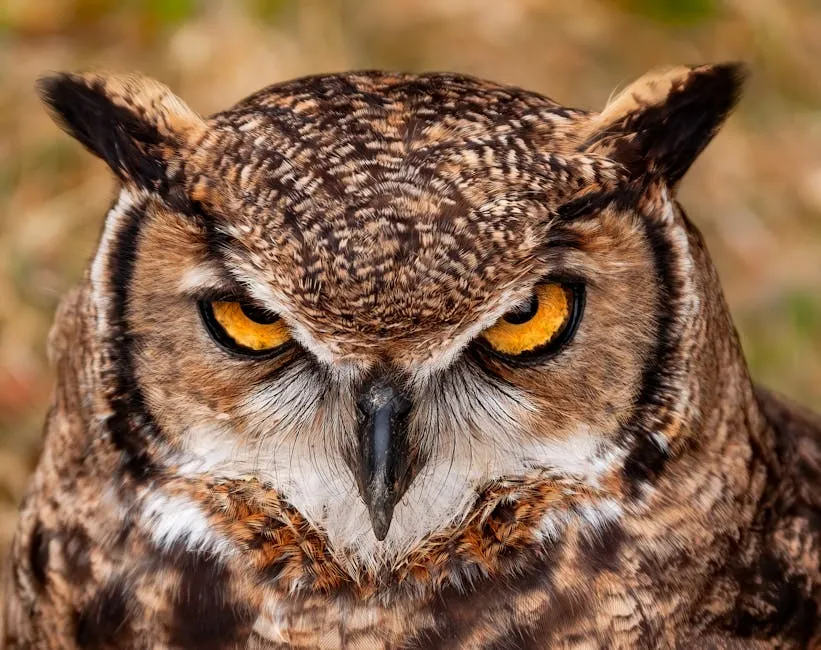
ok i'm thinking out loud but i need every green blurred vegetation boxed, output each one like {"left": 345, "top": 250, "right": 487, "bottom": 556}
{"left": 0, "top": 0, "right": 819, "bottom": 550}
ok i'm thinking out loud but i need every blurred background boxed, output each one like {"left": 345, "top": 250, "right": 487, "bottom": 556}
{"left": 0, "top": 0, "right": 820, "bottom": 555}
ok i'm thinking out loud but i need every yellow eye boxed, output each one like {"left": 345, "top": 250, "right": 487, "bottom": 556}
{"left": 480, "top": 283, "right": 580, "bottom": 358}
{"left": 202, "top": 300, "right": 291, "bottom": 355}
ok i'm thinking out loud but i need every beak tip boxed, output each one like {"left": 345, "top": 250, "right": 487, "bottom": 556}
{"left": 366, "top": 498, "right": 394, "bottom": 541}
{"left": 372, "top": 521, "right": 390, "bottom": 542}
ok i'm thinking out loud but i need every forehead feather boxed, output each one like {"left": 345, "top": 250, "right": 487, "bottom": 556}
{"left": 190, "top": 72, "right": 620, "bottom": 348}
{"left": 201, "top": 72, "right": 608, "bottom": 201}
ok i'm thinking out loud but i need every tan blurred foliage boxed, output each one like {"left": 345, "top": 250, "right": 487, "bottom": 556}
{"left": 0, "top": 0, "right": 819, "bottom": 552}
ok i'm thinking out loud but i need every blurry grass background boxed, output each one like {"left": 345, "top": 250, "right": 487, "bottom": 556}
{"left": 0, "top": 0, "right": 820, "bottom": 552}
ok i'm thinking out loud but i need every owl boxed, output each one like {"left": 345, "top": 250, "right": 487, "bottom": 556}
{"left": 2, "top": 62, "right": 820, "bottom": 649}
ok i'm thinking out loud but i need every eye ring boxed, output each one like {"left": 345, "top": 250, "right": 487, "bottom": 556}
{"left": 198, "top": 300, "right": 293, "bottom": 359}
{"left": 475, "top": 283, "right": 585, "bottom": 366}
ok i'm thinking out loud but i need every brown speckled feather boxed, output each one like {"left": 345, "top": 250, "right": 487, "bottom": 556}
{"left": 3, "top": 64, "right": 820, "bottom": 649}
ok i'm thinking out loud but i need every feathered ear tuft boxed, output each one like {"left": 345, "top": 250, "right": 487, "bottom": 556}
{"left": 582, "top": 63, "right": 748, "bottom": 186}
{"left": 36, "top": 71, "right": 205, "bottom": 188}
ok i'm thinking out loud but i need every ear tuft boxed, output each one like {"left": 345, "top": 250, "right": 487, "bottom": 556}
{"left": 584, "top": 63, "right": 748, "bottom": 185}
{"left": 36, "top": 71, "right": 204, "bottom": 187}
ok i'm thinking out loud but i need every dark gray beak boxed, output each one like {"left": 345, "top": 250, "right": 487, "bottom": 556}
{"left": 353, "top": 377, "right": 414, "bottom": 541}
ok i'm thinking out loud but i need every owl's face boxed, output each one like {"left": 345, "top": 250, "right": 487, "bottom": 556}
{"left": 40, "top": 66, "right": 744, "bottom": 574}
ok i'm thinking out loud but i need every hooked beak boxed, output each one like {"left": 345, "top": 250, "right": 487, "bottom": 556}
{"left": 352, "top": 377, "right": 415, "bottom": 541}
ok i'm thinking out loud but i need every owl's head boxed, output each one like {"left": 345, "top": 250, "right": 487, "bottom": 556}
{"left": 39, "top": 65, "right": 746, "bottom": 576}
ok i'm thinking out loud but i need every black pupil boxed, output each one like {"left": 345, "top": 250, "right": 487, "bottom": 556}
{"left": 503, "top": 294, "right": 539, "bottom": 325}
{"left": 239, "top": 302, "right": 279, "bottom": 325}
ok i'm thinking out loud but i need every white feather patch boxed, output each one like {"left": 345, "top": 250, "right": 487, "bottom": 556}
{"left": 172, "top": 360, "right": 623, "bottom": 573}
{"left": 141, "top": 491, "right": 235, "bottom": 558}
